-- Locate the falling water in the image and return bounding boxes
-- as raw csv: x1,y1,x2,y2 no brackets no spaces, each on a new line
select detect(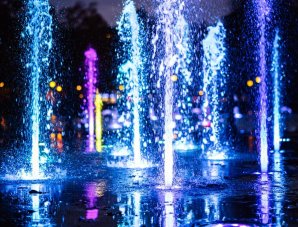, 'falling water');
117,0,146,166
84,48,98,152
272,30,282,152
201,21,228,159
152,0,191,187
254,0,271,173
24,0,52,178
173,10,193,149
